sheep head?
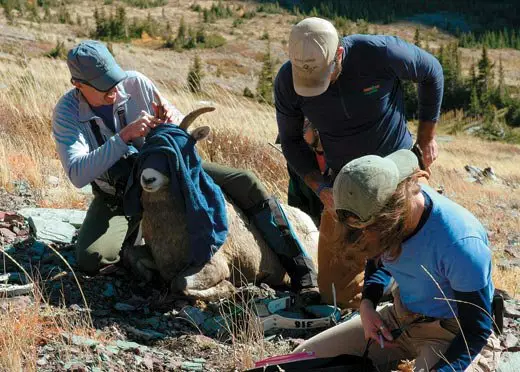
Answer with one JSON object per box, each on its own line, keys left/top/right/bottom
{"left": 140, "top": 106, "right": 214, "bottom": 194}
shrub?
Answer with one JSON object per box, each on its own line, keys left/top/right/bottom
{"left": 122, "top": 0, "right": 167, "bottom": 9}
{"left": 45, "top": 40, "right": 66, "bottom": 59}
{"left": 243, "top": 87, "right": 255, "bottom": 98}
{"left": 187, "top": 54, "right": 204, "bottom": 93}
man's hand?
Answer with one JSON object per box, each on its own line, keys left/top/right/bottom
{"left": 416, "top": 137, "right": 438, "bottom": 169}
{"left": 359, "top": 299, "right": 394, "bottom": 345}
{"left": 152, "top": 101, "right": 175, "bottom": 123}
{"left": 304, "top": 170, "right": 335, "bottom": 212}
{"left": 119, "top": 111, "right": 161, "bottom": 143}
{"left": 417, "top": 120, "right": 438, "bottom": 169}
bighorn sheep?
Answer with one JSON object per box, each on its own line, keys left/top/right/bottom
{"left": 136, "top": 108, "right": 319, "bottom": 301}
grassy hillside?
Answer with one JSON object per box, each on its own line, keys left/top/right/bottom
{"left": 0, "top": 1, "right": 520, "bottom": 369}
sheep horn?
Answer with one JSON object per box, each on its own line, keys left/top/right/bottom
{"left": 179, "top": 107, "right": 216, "bottom": 130}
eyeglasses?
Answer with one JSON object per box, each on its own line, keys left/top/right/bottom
{"left": 70, "top": 78, "right": 118, "bottom": 93}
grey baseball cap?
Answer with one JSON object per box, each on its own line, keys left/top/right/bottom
{"left": 67, "top": 40, "right": 127, "bottom": 92}
{"left": 333, "top": 149, "right": 419, "bottom": 225}
{"left": 289, "top": 17, "right": 339, "bottom": 97}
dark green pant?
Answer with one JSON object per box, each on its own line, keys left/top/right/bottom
{"left": 287, "top": 166, "right": 323, "bottom": 226}
{"left": 76, "top": 162, "right": 269, "bottom": 274}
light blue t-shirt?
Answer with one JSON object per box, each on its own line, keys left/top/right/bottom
{"left": 382, "top": 185, "right": 494, "bottom": 318}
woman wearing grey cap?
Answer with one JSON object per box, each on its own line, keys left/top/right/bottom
{"left": 294, "top": 149, "right": 500, "bottom": 371}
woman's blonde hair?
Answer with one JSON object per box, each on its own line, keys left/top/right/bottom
{"left": 337, "top": 170, "right": 426, "bottom": 261}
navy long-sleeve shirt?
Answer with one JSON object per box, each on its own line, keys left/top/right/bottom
{"left": 275, "top": 34, "right": 444, "bottom": 178}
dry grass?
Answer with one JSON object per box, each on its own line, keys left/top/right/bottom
{"left": 0, "top": 2, "right": 519, "bottom": 368}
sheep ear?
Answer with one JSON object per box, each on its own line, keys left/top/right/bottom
{"left": 191, "top": 126, "right": 211, "bottom": 142}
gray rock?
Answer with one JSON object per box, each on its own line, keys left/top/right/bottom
{"left": 145, "top": 316, "right": 161, "bottom": 329}
{"left": 103, "top": 283, "right": 115, "bottom": 297}
{"left": 114, "top": 303, "right": 136, "bottom": 311}
{"left": 31, "top": 240, "right": 47, "bottom": 256}
{"left": 0, "top": 272, "right": 33, "bottom": 297}
{"left": 28, "top": 216, "right": 76, "bottom": 244}
{"left": 504, "top": 333, "right": 519, "bottom": 349}
{"left": 498, "top": 352, "right": 520, "bottom": 372}
{"left": 504, "top": 301, "right": 520, "bottom": 319}
{"left": 125, "top": 326, "right": 165, "bottom": 341}
{"left": 19, "top": 208, "right": 87, "bottom": 228}
{"left": 63, "top": 360, "right": 87, "bottom": 371}
{"left": 0, "top": 227, "right": 16, "bottom": 240}
{"left": 115, "top": 340, "right": 143, "bottom": 352}
{"left": 62, "top": 333, "right": 99, "bottom": 349}
{"left": 105, "top": 345, "right": 120, "bottom": 355}
{"left": 497, "top": 259, "right": 520, "bottom": 270}
{"left": 181, "top": 361, "right": 204, "bottom": 371}
{"left": 143, "top": 354, "right": 154, "bottom": 370}
{"left": 47, "top": 176, "right": 60, "bottom": 186}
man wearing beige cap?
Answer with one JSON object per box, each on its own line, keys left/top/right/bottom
{"left": 274, "top": 17, "right": 444, "bottom": 305}
{"left": 294, "top": 149, "right": 500, "bottom": 372}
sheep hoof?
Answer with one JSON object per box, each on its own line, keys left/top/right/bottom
{"left": 182, "top": 280, "right": 236, "bottom": 302}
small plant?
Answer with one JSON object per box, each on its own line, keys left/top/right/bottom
{"left": 260, "top": 31, "right": 269, "bottom": 40}
{"left": 45, "top": 40, "right": 67, "bottom": 59}
{"left": 243, "top": 87, "right": 254, "bottom": 99}
{"left": 242, "top": 10, "right": 256, "bottom": 19}
{"left": 190, "top": 3, "right": 202, "bottom": 12}
{"left": 257, "top": 2, "right": 283, "bottom": 14}
{"left": 232, "top": 18, "right": 243, "bottom": 27}
{"left": 256, "top": 40, "right": 274, "bottom": 105}
{"left": 187, "top": 54, "right": 204, "bottom": 93}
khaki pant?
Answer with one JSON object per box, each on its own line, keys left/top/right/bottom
{"left": 317, "top": 209, "right": 367, "bottom": 308}
{"left": 294, "top": 293, "right": 501, "bottom": 371}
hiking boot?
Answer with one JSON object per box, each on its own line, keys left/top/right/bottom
{"left": 297, "top": 286, "right": 321, "bottom": 306}
{"left": 248, "top": 197, "right": 319, "bottom": 293}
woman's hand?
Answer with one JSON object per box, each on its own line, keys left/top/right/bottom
{"left": 359, "top": 299, "right": 394, "bottom": 347}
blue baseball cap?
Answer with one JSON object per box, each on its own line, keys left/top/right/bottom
{"left": 67, "top": 40, "right": 127, "bottom": 92}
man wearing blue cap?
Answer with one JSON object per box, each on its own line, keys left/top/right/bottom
{"left": 53, "top": 40, "right": 319, "bottom": 302}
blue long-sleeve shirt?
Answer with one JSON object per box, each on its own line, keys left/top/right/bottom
{"left": 275, "top": 34, "right": 444, "bottom": 178}
{"left": 362, "top": 188, "right": 494, "bottom": 371}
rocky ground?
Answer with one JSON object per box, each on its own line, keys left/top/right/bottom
{"left": 0, "top": 184, "right": 326, "bottom": 371}
{"left": 1, "top": 180, "right": 520, "bottom": 371}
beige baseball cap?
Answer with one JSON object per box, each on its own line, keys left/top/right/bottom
{"left": 333, "top": 150, "right": 419, "bottom": 225}
{"left": 289, "top": 17, "right": 339, "bottom": 97}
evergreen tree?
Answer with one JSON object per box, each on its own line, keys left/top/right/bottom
{"left": 187, "top": 54, "right": 203, "bottom": 93}
{"left": 256, "top": 40, "right": 274, "bottom": 105}
{"left": 468, "top": 85, "right": 481, "bottom": 117}
{"left": 413, "top": 27, "right": 421, "bottom": 47}
{"left": 175, "top": 16, "right": 187, "bottom": 50}
{"left": 477, "top": 45, "right": 494, "bottom": 102}
{"left": 497, "top": 56, "right": 506, "bottom": 103}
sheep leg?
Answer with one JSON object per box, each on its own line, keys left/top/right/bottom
{"left": 182, "top": 280, "right": 236, "bottom": 302}
{"left": 173, "top": 252, "right": 234, "bottom": 301}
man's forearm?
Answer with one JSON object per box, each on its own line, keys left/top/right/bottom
{"left": 417, "top": 120, "right": 436, "bottom": 143}
{"left": 304, "top": 170, "right": 329, "bottom": 194}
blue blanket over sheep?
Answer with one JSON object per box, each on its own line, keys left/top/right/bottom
{"left": 124, "top": 124, "right": 229, "bottom": 268}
